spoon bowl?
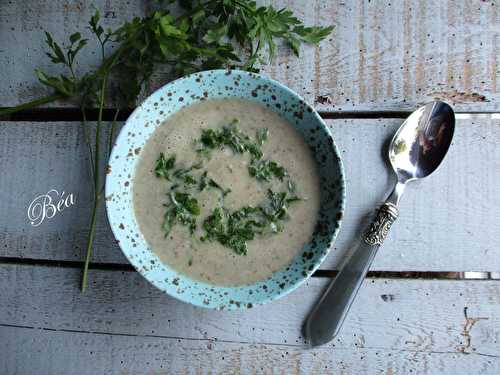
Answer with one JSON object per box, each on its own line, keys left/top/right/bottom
{"left": 386, "top": 101, "right": 455, "bottom": 206}
{"left": 389, "top": 101, "right": 455, "bottom": 183}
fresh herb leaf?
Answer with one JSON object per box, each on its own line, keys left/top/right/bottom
{"left": 293, "top": 25, "right": 335, "bottom": 44}
{"left": 248, "top": 159, "right": 288, "bottom": 182}
{"left": 208, "top": 178, "right": 232, "bottom": 197}
{"left": 199, "top": 170, "right": 208, "bottom": 191}
{"left": 202, "top": 190, "right": 300, "bottom": 255}
{"left": 155, "top": 153, "right": 176, "bottom": 179}
{"left": 171, "top": 205, "right": 197, "bottom": 234}
{"left": 162, "top": 191, "right": 201, "bottom": 236}
{"left": 182, "top": 174, "right": 197, "bottom": 185}
{"left": 171, "top": 161, "right": 203, "bottom": 186}
{"left": 286, "top": 196, "right": 301, "bottom": 204}
{"left": 171, "top": 191, "right": 201, "bottom": 215}
{"left": 256, "top": 128, "right": 269, "bottom": 145}
{"left": 162, "top": 209, "right": 176, "bottom": 236}
{"left": 199, "top": 128, "right": 220, "bottom": 149}
{"left": 172, "top": 161, "right": 203, "bottom": 178}
{"left": 197, "top": 120, "right": 263, "bottom": 160}
{"left": 199, "top": 171, "right": 231, "bottom": 196}
{"left": 202, "top": 207, "right": 262, "bottom": 255}
{"left": 262, "top": 190, "right": 288, "bottom": 221}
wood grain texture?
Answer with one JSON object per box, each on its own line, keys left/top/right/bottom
{"left": 1, "top": 0, "right": 498, "bottom": 112}
{"left": 1, "top": 115, "right": 499, "bottom": 271}
{"left": 0, "top": 264, "right": 499, "bottom": 374}
{"left": 2, "top": 326, "right": 499, "bottom": 375}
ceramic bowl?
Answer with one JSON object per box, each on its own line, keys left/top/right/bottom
{"left": 106, "top": 69, "right": 345, "bottom": 310}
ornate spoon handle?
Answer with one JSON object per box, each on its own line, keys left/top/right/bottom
{"left": 304, "top": 202, "right": 399, "bottom": 347}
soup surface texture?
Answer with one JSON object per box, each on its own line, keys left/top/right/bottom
{"left": 133, "top": 99, "right": 320, "bottom": 286}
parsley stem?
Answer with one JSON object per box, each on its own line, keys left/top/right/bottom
{"left": 96, "top": 107, "right": 120, "bottom": 197}
{"left": 0, "top": 93, "right": 61, "bottom": 116}
{"left": 107, "top": 108, "right": 120, "bottom": 156}
{"left": 80, "top": 189, "right": 99, "bottom": 292}
{"left": 80, "top": 107, "right": 95, "bottom": 181}
{"left": 81, "top": 77, "right": 107, "bottom": 292}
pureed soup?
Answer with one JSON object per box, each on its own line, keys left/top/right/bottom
{"left": 133, "top": 98, "right": 321, "bottom": 286}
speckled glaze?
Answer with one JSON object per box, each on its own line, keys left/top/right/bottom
{"left": 106, "top": 69, "right": 345, "bottom": 310}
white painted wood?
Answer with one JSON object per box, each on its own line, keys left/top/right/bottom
{"left": 2, "top": 325, "right": 499, "bottom": 375}
{"left": 1, "top": 0, "right": 498, "bottom": 112}
{"left": 0, "top": 120, "right": 127, "bottom": 264}
{"left": 1, "top": 115, "right": 498, "bottom": 271}
{"left": 324, "top": 114, "right": 500, "bottom": 272}
{"left": 1, "top": 264, "right": 499, "bottom": 359}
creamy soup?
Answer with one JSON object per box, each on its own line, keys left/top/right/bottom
{"left": 133, "top": 98, "right": 320, "bottom": 286}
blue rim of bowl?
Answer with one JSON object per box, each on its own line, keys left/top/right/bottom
{"left": 106, "top": 69, "right": 346, "bottom": 310}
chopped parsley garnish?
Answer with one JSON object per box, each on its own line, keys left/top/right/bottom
{"left": 196, "top": 120, "right": 291, "bottom": 183}
{"left": 208, "top": 178, "right": 232, "bottom": 197}
{"left": 172, "top": 161, "right": 202, "bottom": 180}
{"left": 248, "top": 159, "right": 288, "bottom": 182}
{"left": 171, "top": 192, "right": 201, "bottom": 215}
{"left": 155, "top": 155, "right": 203, "bottom": 187}
{"left": 199, "top": 171, "right": 231, "bottom": 197}
{"left": 162, "top": 192, "right": 200, "bottom": 236}
{"left": 201, "top": 207, "right": 259, "bottom": 255}
{"left": 173, "top": 166, "right": 199, "bottom": 186}
{"left": 155, "top": 121, "right": 301, "bottom": 254}
{"left": 198, "top": 171, "right": 208, "bottom": 191}
{"left": 201, "top": 190, "right": 300, "bottom": 255}
{"left": 197, "top": 119, "right": 263, "bottom": 161}
{"left": 154, "top": 153, "right": 176, "bottom": 179}
{"left": 256, "top": 128, "right": 269, "bottom": 146}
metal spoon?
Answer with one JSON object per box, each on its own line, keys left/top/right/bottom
{"left": 304, "top": 101, "right": 455, "bottom": 347}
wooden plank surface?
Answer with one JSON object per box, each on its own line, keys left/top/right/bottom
{"left": 1, "top": 115, "right": 499, "bottom": 271}
{"left": 0, "top": 264, "right": 499, "bottom": 374}
{"left": 1, "top": 0, "right": 498, "bottom": 112}
{"left": 2, "top": 327, "right": 499, "bottom": 375}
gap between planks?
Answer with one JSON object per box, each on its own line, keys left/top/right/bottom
{"left": 0, "top": 256, "right": 498, "bottom": 280}
{"left": 1, "top": 108, "right": 410, "bottom": 122}
{"left": 2, "top": 108, "right": 500, "bottom": 122}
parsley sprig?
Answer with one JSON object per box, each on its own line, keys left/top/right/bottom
{"left": 155, "top": 153, "right": 176, "bottom": 180}
{"left": 197, "top": 120, "right": 290, "bottom": 183}
{"left": 163, "top": 192, "right": 201, "bottom": 235}
{"left": 198, "top": 119, "right": 263, "bottom": 160}
{"left": 0, "top": 1, "right": 332, "bottom": 292}
{"left": 202, "top": 189, "right": 300, "bottom": 255}
{"left": 248, "top": 160, "right": 288, "bottom": 182}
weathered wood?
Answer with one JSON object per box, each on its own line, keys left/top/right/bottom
{"left": 0, "top": 264, "right": 499, "bottom": 374}
{"left": 2, "top": 326, "right": 499, "bottom": 375}
{"left": 1, "top": 115, "right": 499, "bottom": 271}
{"left": 0, "top": 120, "right": 126, "bottom": 264}
{"left": 1, "top": 264, "right": 500, "bottom": 356}
{"left": 325, "top": 114, "right": 500, "bottom": 272}
{"left": 1, "top": 0, "right": 498, "bottom": 112}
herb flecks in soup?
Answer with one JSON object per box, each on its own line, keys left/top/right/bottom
{"left": 133, "top": 99, "right": 320, "bottom": 286}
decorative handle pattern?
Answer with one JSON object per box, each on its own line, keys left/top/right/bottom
{"left": 363, "top": 202, "right": 399, "bottom": 245}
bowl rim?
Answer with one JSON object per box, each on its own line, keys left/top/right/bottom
{"left": 106, "top": 69, "right": 346, "bottom": 310}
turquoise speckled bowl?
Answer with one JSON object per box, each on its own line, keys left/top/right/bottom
{"left": 106, "top": 69, "right": 345, "bottom": 310}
